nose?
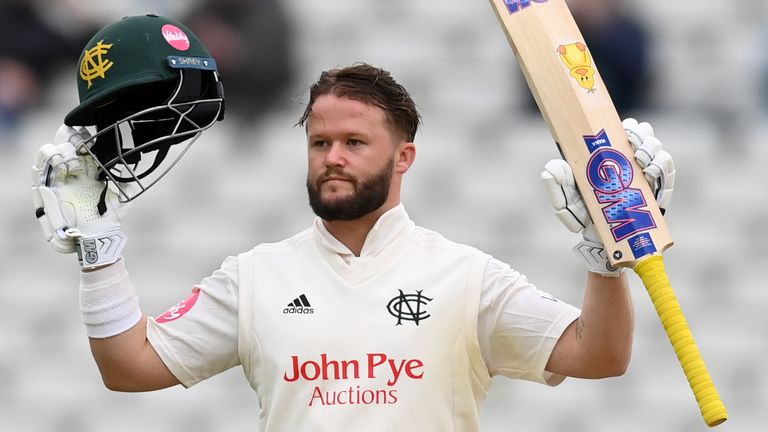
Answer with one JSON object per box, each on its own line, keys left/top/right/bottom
{"left": 324, "top": 142, "right": 347, "bottom": 167}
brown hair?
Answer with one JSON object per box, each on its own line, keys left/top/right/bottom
{"left": 296, "top": 63, "right": 421, "bottom": 142}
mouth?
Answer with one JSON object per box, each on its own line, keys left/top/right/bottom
{"left": 320, "top": 175, "right": 354, "bottom": 185}
{"left": 321, "top": 179, "right": 354, "bottom": 192}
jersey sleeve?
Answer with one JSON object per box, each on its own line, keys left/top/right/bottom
{"left": 477, "top": 258, "right": 581, "bottom": 386}
{"left": 146, "top": 256, "right": 240, "bottom": 387}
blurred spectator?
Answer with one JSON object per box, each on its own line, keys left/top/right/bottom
{"left": 568, "top": 0, "right": 652, "bottom": 115}
{"left": 0, "top": 0, "right": 95, "bottom": 130}
{"left": 183, "top": 0, "right": 296, "bottom": 127}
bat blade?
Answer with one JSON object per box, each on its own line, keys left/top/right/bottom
{"left": 490, "top": 0, "right": 671, "bottom": 267}
{"left": 487, "top": 0, "right": 727, "bottom": 426}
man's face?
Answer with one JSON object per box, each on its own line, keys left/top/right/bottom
{"left": 305, "top": 94, "right": 400, "bottom": 221}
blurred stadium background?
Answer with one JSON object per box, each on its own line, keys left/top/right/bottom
{"left": 1, "top": 0, "right": 766, "bottom": 431}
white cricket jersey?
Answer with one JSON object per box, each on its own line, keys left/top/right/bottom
{"left": 147, "top": 205, "right": 580, "bottom": 431}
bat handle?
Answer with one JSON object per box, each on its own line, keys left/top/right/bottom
{"left": 633, "top": 255, "right": 728, "bottom": 427}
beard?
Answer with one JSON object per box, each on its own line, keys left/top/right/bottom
{"left": 307, "top": 160, "right": 393, "bottom": 221}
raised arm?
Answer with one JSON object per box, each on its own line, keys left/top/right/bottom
{"left": 546, "top": 272, "right": 632, "bottom": 378}
{"left": 83, "top": 262, "right": 180, "bottom": 391}
{"left": 89, "top": 316, "right": 180, "bottom": 391}
{"left": 32, "top": 126, "right": 180, "bottom": 391}
{"left": 541, "top": 118, "right": 675, "bottom": 378}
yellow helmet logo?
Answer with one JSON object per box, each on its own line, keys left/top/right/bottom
{"left": 79, "top": 40, "right": 114, "bottom": 89}
{"left": 557, "top": 42, "right": 596, "bottom": 93}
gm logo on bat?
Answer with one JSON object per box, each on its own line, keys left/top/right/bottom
{"left": 583, "top": 130, "right": 658, "bottom": 259}
{"left": 503, "top": 0, "right": 548, "bottom": 14}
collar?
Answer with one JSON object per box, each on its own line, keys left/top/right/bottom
{"left": 314, "top": 204, "right": 412, "bottom": 260}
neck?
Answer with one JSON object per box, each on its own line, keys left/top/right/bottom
{"left": 322, "top": 203, "right": 396, "bottom": 256}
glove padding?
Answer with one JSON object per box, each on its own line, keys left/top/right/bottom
{"left": 32, "top": 125, "right": 130, "bottom": 268}
{"left": 623, "top": 118, "right": 675, "bottom": 213}
{"left": 541, "top": 118, "right": 676, "bottom": 276}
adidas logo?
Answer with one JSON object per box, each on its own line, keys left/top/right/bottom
{"left": 283, "top": 294, "right": 314, "bottom": 315}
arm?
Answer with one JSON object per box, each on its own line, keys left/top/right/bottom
{"left": 79, "top": 256, "right": 242, "bottom": 392}
{"left": 89, "top": 315, "right": 181, "bottom": 391}
{"left": 80, "top": 261, "right": 181, "bottom": 391}
{"left": 32, "top": 127, "right": 180, "bottom": 392}
{"left": 546, "top": 272, "right": 633, "bottom": 378}
{"left": 540, "top": 118, "right": 673, "bottom": 379}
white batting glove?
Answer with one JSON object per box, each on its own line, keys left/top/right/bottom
{"left": 32, "top": 125, "right": 130, "bottom": 268}
{"left": 622, "top": 118, "right": 675, "bottom": 213}
{"left": 541, "top": 118, "right": 676, "bottom": 276}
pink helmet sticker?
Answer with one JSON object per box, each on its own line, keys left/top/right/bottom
{"left": 156, "top": 288, "right": 201, "bottom": 323}
{"left": 161, "top": 24, "right": 190, "bottom": 51}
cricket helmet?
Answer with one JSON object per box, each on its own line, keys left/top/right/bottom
{"left": 65, "top": 13, "right": 224, "bottom": 204}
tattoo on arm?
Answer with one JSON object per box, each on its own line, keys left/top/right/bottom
{"left": 576, "top": 317, "right": 585, "bottom": 340}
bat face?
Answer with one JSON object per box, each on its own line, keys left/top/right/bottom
{"left": 489, "top": 0, "right": 672, "bottom": 267}
{"left": 582, "top": 131, "right": 660, "bottom": 260}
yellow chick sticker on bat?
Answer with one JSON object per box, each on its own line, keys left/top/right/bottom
{"left": 557, "top": 42, "right": 596, "bottom": 92}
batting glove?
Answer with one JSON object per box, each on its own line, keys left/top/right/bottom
{"left": 32, "top": 125, "right": 131, "bottom": 268}
{"left": 623, "top": 118, "right": 675, "bottom": 213}
{"left": 541, "top": 118, "right": 676, "bottom": 276}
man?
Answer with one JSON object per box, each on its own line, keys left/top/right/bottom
{"left": 32, "top": 17, "right": 675, "bottom": 431}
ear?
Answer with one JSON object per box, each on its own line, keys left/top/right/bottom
{"left": 395, "top": 142, "right": 416, "bottom": 174}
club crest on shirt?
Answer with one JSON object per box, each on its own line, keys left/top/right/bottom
{"left": 386, "top": 289, "right": 432, "bottom": 326}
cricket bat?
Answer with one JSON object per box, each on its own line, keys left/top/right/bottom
{"left": 487, "top": 0, "right": 727, "bottom": 426}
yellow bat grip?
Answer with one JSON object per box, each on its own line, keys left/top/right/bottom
{"left": 633, "top": 254, "right": 728, "bottom": 427}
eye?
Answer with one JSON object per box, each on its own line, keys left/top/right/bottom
{"left": 348, "top": 139, "right": 364, "bottom": 147}
{"left": 312, "top": 139, "right": 329, "bottom": 148}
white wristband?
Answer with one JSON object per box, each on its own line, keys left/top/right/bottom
{"left": 79, "top": 258, "right": 142, "bottom": 338}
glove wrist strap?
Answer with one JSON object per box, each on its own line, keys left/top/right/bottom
{"left": 72, "top": 228, "right": 127, "bottom": 269}
{"left": 573, "top": 240, "right": 623, "bottom": 277}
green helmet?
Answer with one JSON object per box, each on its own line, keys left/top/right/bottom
{"left": 65, "top": 14, "right": 225, "bottom": 203}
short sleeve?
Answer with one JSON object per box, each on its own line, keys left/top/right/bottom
{"left": 147, "top": 256, "right": 240, "bottom": 387}
{"left": 477, "top": 258, "right": 581, "bottom": 385}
